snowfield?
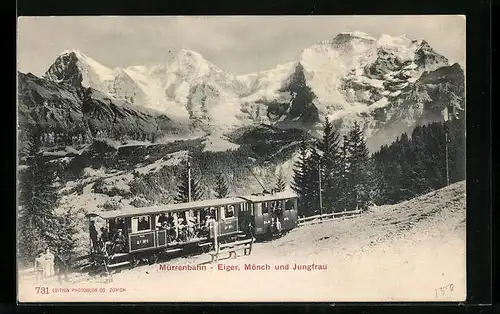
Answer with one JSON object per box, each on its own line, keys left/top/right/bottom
{"left": 18, "top": 181, "right": 465, "bottom": 302}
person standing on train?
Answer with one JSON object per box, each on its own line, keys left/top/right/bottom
{"left": 186, "top": 214, "right": 196, "bottom": 239}
{"left": 205, "top": 214, "right": 216, "bottom": 237}
{"left": 274, "top": 202, "right": 282, "bottom": 232}
{"left": 173, "top": 214, "right": 180, "bottom": 241}
{"left": 100, "top": 227, "right": 110, "bottom": 253}
{"left": 89, "top": 220, "right": 98, "bottom": 252}
{"left": 114, "top": 229, "right": 126, "bottom": 253}
{"left": 158, "top": 213, "right": 168, "bottom": 227}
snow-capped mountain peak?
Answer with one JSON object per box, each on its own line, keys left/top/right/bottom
{"left": 42, "top": 31, "right": 461, "bottom": 149}
{"left": 167, "top": 49, "right": 213, "bottom": 78}
{"left": 45, "top": 48, "right": 116, "bottom": 91}
{"left": 339, "top": 31, "right": 376, "bottom": 41}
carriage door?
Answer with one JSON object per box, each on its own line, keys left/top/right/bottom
{"left": 276, "top": 200, "right": 286, "bottom": 230}
{"left": 261, "top": 202, "right": 272, "bottom": 233}
{"left": 218, "top": 205, "right": 238, "bottom": 236}
{"left": 238, "top": 202, "right": 251, "bottom": 233}
{"left": 253, "top": 203, "right": 265, "bottom": 235}
{"left": 282, "top": 198, "right": 298, "bottom": 230}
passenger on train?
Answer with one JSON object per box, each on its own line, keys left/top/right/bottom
{"left": 186, "top": 214, "right": 196, "bottom": 238}
{"left": 275, "top": 201, "right": 283, "bottom": 215}
{"left": 271, "top": 202, "right": 282, "bottom": 232}
{"left": 99, "top": 227, "right": 111, "bottom": 253}
{"left": 176, "top": 215, "right": 185, "bottom": 240}
{"left": 113, "top": 229, "right": 126, "bottom": 253}
{"left": 227, "top": 205, "right": 235, "bottom": 218}
{"left": 172, "top": 214, "right": 180, "bottom": 241}
{"left": 89, "top": 221, "right": 98, "bottom": 252}
{"left": 157, "top": 213, "right": 168, "bottom": 229}
{"left": 205, "top": 214, "right": 215, "bottom": 227}
{"left": 100, "top": 227, "right": 109, "bottom": 242}
{"left": 164, "top": 213, "right": 175, "bottom": 241}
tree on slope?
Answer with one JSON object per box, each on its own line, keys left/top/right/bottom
{"left": 345, "top": 121, "right": 372, "bottom": 210}
{"left": 275, "top": 170, "right": 287, "bottom": 192}
{"left": 214, "top": 173, "right": 229, "bottom": 199}
{"left": 175, "top": 162, "right": 204, "bottom": 203}
{"left": 292, "top": 141, "right": 316, "bottom": 216}
{"left": 18, "top": 129, "right": 76, "bottom": 264}
{"left": 316, "top": 117, "right": 343, "bottom": 212}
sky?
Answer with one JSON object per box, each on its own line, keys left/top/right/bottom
{"left": 17, "top": 16, "right": 466, "bottom": 76}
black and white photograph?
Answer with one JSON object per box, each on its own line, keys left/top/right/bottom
{"left": 16, "top": 15, "right": 466, "bottom": 302}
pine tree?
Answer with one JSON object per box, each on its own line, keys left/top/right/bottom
{"left": 292, "top": 141, "right": 316, "bottom": 216}
{"left": 337, "top": 135, "right": 350, "bottom": 211}
{"left": 316, "top": 118, "right": 343, "bottom": 212}
{"left": 275, "top": 170, "right": 286, "bottom": 192}
{"left": 18, "top": 129, "right": 76, "bottom": 264}
{"left": 372, "top": 119, "right": 465, "bottom": 205}
{"left": 175, "top": 166, "right": 204, "bottom": 203}
{"left": 345, "top": 121, "right": 371, "bottom": 210}
{"left": 291, "top": 141, "right": 309, "bottom": 195}
{"left": 306, "top": 146, "right": 322, "bottom": 214}
{"left": 214, "top": 173, "right": 229, "bottom": 198}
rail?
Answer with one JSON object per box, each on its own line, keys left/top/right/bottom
{"left": 297, "top": 209, "right": 362, "bottom": 226}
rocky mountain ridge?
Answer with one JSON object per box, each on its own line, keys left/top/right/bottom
{"left": 38, "top": 31, "right": 464, "bottom": 149}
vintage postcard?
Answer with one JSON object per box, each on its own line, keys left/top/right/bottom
{"left": 16, "top": 15, "right": 466, "bottom": 303}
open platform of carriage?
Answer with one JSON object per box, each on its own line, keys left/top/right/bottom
{"left": 209, "top": 238, "right": 254, "bottom": 263}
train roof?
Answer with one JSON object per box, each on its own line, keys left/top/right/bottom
{"left": 89, "top": 197, "right": 247, "bottom": 219}
{"left": 238, "top": 190, "right": 298, "bottom": 203}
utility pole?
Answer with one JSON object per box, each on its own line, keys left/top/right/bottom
{"left": 444, "top": 105, "right": 451, "bottom": 186}
{"left": 187, "top": 157, "right": 192, "bottom": 202}
{"left": 318, "top": 163, "right": 323, "bottom": 218}
{"left": 445, "top": 131, "right": 450, "bottom": 186}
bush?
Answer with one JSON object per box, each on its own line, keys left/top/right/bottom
{"left": 74, "top": 182, "right": 85, "bottom": 195}
{"left": 99, "top": 200, "right": 121, "bottom": 211}
{"left": 91, "top": 178, "right": 105, "bottom": 193}
{"left": 130, "top": 198, "right": 152, "bottom": 208}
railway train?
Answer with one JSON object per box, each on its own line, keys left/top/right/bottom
{"left": 84, "top": 190, "right": 299, "bottom": 269}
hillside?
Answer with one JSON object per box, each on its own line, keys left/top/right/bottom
{"left": 18, "top": 181, "right": 466, "bottom": 302}
{"left": 17, "top": 72, "right": 182, "bottom": 148}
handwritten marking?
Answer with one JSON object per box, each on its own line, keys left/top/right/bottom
{"left": 435, "top": 283, "right": 454, "bottom": 298}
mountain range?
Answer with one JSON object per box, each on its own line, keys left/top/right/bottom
{"left": 21, "top": 31, "right": 465, "bottom": 151}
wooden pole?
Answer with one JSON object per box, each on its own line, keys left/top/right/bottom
{"left": 212, "top": 221, "right": 218, "bottom": 252}
{"left": 187, "top": 158, "right": 192, "bottom": 202}
{"left": 445, "top": 131, "right": 450, "bottom": 186}
{"left": 318, "top": 164, "right": 323, "bottom": 219}
{"left": 444, "top": 106, "right": 450, "bottom": 186}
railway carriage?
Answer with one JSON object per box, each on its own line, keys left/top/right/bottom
{"left": 239, "top": 190, "right": 299, "bottom": 237}
{"left": 84, "top": 191, "right": 299, "bottom": 269}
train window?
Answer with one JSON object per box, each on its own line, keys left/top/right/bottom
{"left": 225, "top": 205, "right": 235, "bottom": 218}
{"left": 285, "top": 199, "right": 295, "bottom": 211}
{"left": 132, "top": 215, "right": 151, "bottom": 232}
{"left": 262, "top": 202, "right": 269, "bottom": 214}
{"left": 209, "top": 207, "right": 218, "bottom": 220}
{"left": 233, "top": 203, "right": 241, "bottom": 212}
